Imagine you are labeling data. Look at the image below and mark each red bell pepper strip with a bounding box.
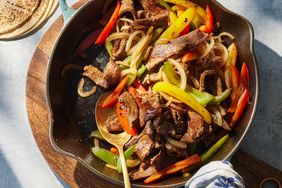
[180,25,190,36]
[230,89,249,127]
[74,29,101,56]
[95,1,120,45]
[133,80,147,92]
[199,5,213,33]
[116,101,137,136]
[101,76,128,108]
[240,63,249,89]
[182,50,200,63]
[144,154,200,184]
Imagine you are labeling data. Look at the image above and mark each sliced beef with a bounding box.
[181,110,207,143]
[139,91,162,127]
[129,161,157,180]
[131,18,152,30]
[199,69,216,92]
[112,38,127,60]
[156,121,170,136]
[104,58,121,86]
[142,72,160,85]
[137,10,146,19]
[83,65,109,89]
[169,104,187,138]
[118,91,139,129]
[146,29,208,71]
[165,142,188,158]
[106,114,123,132]
[134,134,154,161]
[124,120,153,148]
[138,0,169,26]
[119,0,137,19]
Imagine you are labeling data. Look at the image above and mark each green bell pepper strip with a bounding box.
[158,7,196,40]
[90,130,105,141]
[163,62,214,106]
[200,134,230,163]
[137,64,147,78]
[150,28,164,45]
[105,40,113,57]
[92,147,118,166]
[209,88,232,105]
[127,53,145,86]
[190,13,204,30]
[153,82,212,124]
[158,0,172,11]
[117,145,136,173]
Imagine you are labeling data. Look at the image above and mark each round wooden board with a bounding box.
[26,1,282,187]
[26,1,116,187]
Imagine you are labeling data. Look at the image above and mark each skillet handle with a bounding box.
[59,0,75,23]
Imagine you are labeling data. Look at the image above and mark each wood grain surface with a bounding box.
[25,1,282,187]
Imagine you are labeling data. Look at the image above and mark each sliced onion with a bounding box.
[94,138,100,148]
[121,68,137,76]
[168,59,187,90]
[209,106,223,127]
[222,119,232,131]
[189,75,200,89]
[106,33,130,43]
[154,38,169,46]
[61,64,82,77]
[126,30,145,52]
[144,46,153,60]
[213,43,228,67]
[77,78,97,97]
[126,159,140,167]
[166,137,187,149]
[201,36,215,58]
[218,32,235,40]
[105,164,117,170]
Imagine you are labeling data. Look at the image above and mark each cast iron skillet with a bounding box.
[47,0,259,187]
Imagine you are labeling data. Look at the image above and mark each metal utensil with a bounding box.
[95,92,132,188]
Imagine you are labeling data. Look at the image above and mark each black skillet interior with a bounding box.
[47,0,258,187]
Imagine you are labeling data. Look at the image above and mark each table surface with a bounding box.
[0,0,282,187]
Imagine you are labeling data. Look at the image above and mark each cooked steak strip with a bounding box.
[119,0,137,19]
[83,65,109,89]
[112,38,127,60]
[118,91,139,129]
[169,104,187,138]
[146,29,208,71]
[165,142,188,158]
[129,161,157,180]
[199,69,216,92]
[181,110,208,143]
[104,58,121,86]
[135,134,154,161]
[106,114,123,132]
[138,0,169,26]
[139,91,162,127]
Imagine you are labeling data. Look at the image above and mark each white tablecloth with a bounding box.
[0,0,281,187]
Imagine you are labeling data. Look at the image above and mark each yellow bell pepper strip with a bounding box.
[182,50,200,63]
[230,89,249,127]
[170,11,178,23]
[158,0,172,11]
[182,134,230,173]
[150,28,164,45]
[153,82,212,123]
[74,29,102,56]
[101,76,128,108]
[116,100,137,136]
[163,62,214,106]
[228,65,241,113]
[227,43,238,66]
[199,5,213,33]
[92,147,118,166]
[177,9,184,17]
[171,4,186,11]
[158,7,196,40]
[164,0,195,8]
[90,130,105,141]
[95,1,120,45]
[116,144,136,173]
[144,154,200,184]
[190,13,205,30]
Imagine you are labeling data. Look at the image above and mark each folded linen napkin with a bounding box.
[185,161,245,188]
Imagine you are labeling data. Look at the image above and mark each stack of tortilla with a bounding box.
[0,0,58,40]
